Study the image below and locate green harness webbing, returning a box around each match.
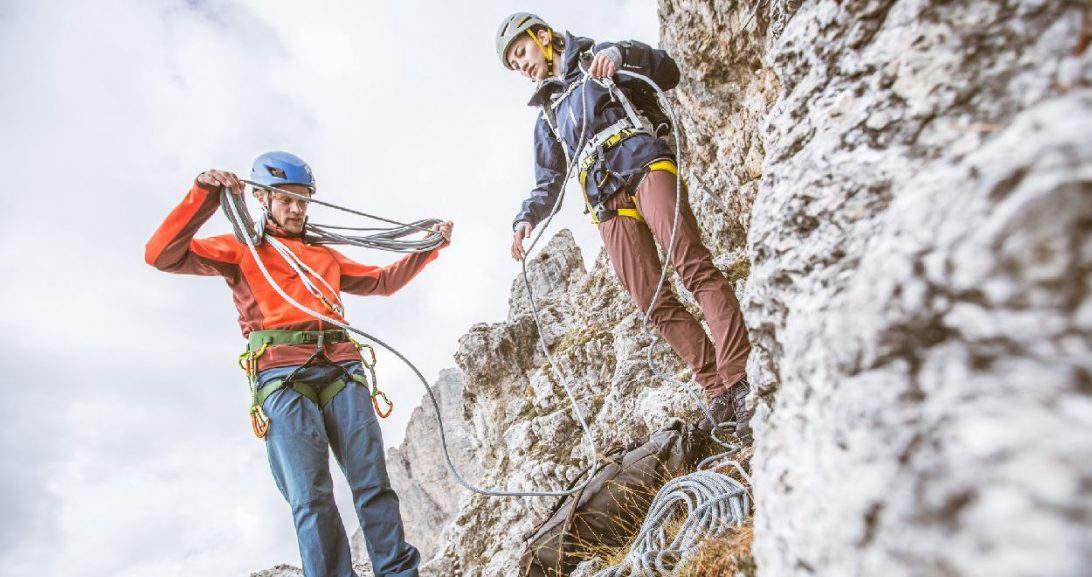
[239,329,391,439]
[254,373,366,410]
[248,328,350,349]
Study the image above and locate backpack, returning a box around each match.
[519,420,703,577]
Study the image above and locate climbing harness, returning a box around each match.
[237,329,394,438]
[536,62,674,226]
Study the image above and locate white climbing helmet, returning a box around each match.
[495,12,551,69]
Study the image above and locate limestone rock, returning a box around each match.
[742,1,1092,576]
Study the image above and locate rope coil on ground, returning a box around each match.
[592,467,750,577]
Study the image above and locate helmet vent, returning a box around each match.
[267,166,286,179]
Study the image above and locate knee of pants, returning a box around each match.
[676,260,727,290]
[287,489,339,513]
[644,294,686,323]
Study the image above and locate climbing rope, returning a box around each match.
[592,462,751,577]
[222,180,446,253]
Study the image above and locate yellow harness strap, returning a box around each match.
[589,160,679,224]
[647,159,678,175]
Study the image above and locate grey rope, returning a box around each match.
[592,464,751,577]
[223,179,446,253]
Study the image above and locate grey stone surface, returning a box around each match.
[745,1,1092,576]
[411,230,707,576]
[367,368,479,563]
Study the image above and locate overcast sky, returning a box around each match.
[0,1,662,575]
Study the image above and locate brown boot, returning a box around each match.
[697,389,734,433]
[729,377,753,443]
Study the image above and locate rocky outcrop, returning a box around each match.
[377,368,479,562]
[391,2,1092,575]
[414,230,707,576]
[735,1,1092,576]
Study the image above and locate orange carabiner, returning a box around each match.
[250,406,270,438]
[371,391,393,419]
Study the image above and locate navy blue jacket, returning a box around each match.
[513,33,681,229]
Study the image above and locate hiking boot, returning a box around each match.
[729,377,754,443]
[707,392,735,425]
[696,389,735,433]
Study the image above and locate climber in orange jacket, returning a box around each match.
[145,151,448,577]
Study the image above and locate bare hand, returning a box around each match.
[588,52,617,79]
[431,221,454,244]
[196,170,244,194]
[511,222,531,261]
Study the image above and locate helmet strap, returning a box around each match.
[260,192,283,230]
[527,29,554,77]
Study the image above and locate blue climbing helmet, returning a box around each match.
[249,151,316,192]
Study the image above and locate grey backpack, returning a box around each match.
[520,420,703,577]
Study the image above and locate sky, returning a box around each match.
[0,0,662,575]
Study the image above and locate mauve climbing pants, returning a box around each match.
[597,166,750,397]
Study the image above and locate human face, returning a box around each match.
[505,29,552,81]
[259,183,311,234]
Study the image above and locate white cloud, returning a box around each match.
[0,0,661,575]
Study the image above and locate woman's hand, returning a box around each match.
[511,221,531,261]
[588,49,619,79]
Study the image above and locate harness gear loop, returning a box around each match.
[351,339,393,419]
[239,342,271,439]
[527,29,554,76]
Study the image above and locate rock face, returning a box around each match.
[726,1,1091,576]
[411,230,706,576]
[378,368,479,562]
[371,227,729,576]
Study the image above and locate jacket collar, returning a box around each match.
[527,32,594,107]
[264,218,303,240]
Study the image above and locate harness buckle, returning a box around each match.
[592,203,618,225]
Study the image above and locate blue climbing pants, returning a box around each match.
[258,361,420,577]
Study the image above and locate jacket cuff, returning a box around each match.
[595,46,623,70]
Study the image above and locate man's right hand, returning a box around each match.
[196,170,244,194]
[511,221,532,261]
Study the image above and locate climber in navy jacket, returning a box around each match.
[495,12,754,441]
